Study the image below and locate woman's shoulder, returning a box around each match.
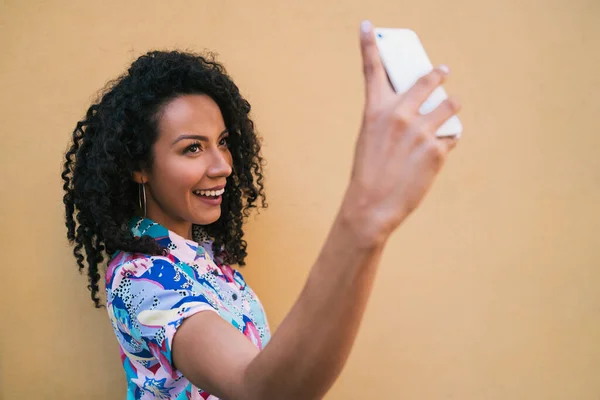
[105,250,177,289]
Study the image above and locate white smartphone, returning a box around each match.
[374,28,462,138]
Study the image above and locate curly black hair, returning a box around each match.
[62,50,267,308]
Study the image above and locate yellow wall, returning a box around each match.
[1,0,599,398]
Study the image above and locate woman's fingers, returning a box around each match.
[423,96,462,133]
[401,66,449,113]
[437,135,460,153]
[359,21,393,104]
[425,96,462,155]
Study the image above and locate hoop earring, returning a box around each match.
[138,183,147,218]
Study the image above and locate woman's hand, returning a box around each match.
[343,21,462,242]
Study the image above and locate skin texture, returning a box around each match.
[133,94,233,240]
[168,21,461,400]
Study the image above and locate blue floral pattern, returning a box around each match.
[105,217,271,399]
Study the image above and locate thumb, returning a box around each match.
[359,21,388,102]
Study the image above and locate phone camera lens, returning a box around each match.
[377,33,383,38]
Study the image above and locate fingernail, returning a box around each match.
[361,20,372,35]
[438,64,450,75]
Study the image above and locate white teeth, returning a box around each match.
[194,188,225,197]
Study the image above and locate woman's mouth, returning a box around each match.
[193,188,225,197]
[192,188,224,206]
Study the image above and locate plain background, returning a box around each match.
[1,0,599,399]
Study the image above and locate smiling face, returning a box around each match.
[134,94,233,239]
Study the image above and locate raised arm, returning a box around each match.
[172,20,461,400]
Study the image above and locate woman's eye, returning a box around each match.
[219,137,229,147]
[185,143,202,154]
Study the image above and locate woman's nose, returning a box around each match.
[206,147,232,178]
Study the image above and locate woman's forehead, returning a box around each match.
[157,94,225,140]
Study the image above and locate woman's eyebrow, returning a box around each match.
[171,128,229,145]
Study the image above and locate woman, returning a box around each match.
[62,21,460,400]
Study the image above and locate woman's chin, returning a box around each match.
[190,210,221,226]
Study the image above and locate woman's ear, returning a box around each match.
[132,171,147,184]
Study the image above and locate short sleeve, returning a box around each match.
[107,256,220,378]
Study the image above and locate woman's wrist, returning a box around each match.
[337,184,395,250]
